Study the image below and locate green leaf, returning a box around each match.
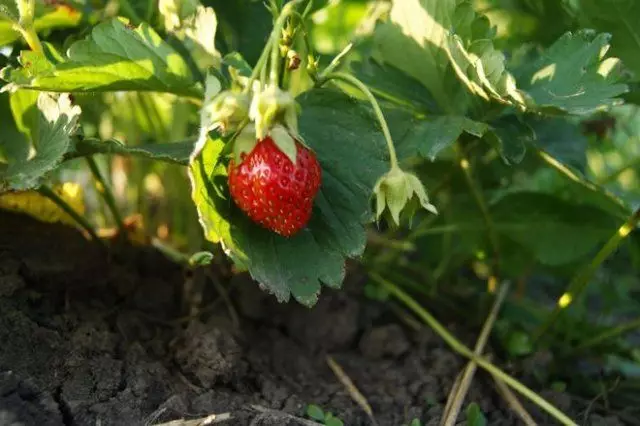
[306,404,325,421]
[352,59,439,114]
[525,116,588,172]
[0,0,20,22]
[325,417,344,426]
[189,89,390,305]
[69,138,194,166]
[0,91,29,164]
[444,2,526,108]
[0,92,80,191]
[1,18,200,97]
[573,0,640,84]
[490,192,620,265]
[466,402,487,426]
[373,0,468,113]
[505,330,534,357]
[514,30,628,115]
[485,114,534,165]
[398,116,488,161]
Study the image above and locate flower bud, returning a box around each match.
[373,167,437,226]
[202,90,250,134]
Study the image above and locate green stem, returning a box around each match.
[320,71,398,168]
[442,281,511,426]
[458,143,500,269]
[86,156,126,233]
[37,185,101,242]
[15,24,43,53]
[532,208,640,342]
[119,0,142,25]
[371,273,579,426]
[265,0,302,87]
[574,316,640,353]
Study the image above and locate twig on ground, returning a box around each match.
[326,355,378,425]
[152,412,232,426]
[249,405,324,426]
[440,280,511,426]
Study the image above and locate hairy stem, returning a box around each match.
[533,207,640,342]
[371,273,578,426]
[441,281,511,426]
[119,0,142,25]
[86,156,125,234]
[458,143,500,269]
[320,71,398,168]
[37,185,101,242]
[15,24,43,53]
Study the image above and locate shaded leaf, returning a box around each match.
[525,115,588,171]
[1,18,200,97]
[352,59,439,114]
[573,0,640,83]
[398,115,488,161]
[485,114,534,164]
[490,192,620,265]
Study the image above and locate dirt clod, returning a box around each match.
[0,212,625,426]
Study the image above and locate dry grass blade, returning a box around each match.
[491,373,537,426]
[326,355,378,425]
[152,412,231,425]
[440,280,511,426]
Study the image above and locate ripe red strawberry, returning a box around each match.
[228,136,322,237]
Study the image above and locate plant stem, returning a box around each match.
[371,273,579,426]
[37,185,101,242]
[458,143,500,269]
[532,207,640,342]
[15,24,43,53]
[441,281,510,426]
[86,156,126,234]
[264,0,301,87]
[574,316,640,353]
[320,71,398,168]
[119,0,142,25]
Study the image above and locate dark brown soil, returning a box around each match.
[0,211,626,426]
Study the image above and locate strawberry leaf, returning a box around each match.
[0,18,200,97]
[373,0,469,113]
[69,138,194,165]
[572,0,640,86]
[0,92,80,191]
[513,30,628,115]
[398,116,488,161]
[190,89,390,305]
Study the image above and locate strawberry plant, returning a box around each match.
[1,0,640,423]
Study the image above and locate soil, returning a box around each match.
[0,211,626,426]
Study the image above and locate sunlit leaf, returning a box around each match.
[0,182,84,225]
[0,18,201,97]
[0,92,80,191]
[513,30,628,115]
